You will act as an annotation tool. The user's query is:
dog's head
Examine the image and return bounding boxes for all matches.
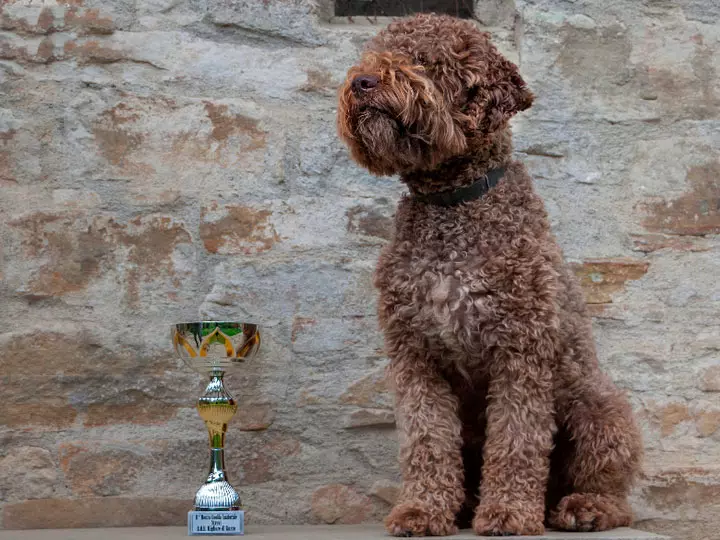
[337,14,533,176]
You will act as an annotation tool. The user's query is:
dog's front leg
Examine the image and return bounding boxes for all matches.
[472,330,556,536]
[384,337,464,537]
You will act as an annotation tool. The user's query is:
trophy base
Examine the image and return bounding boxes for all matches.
[188,510,245,536]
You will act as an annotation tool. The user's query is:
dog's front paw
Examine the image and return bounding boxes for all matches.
[472,503,544,536]
[549,493,632,532]
[385,501,458,537]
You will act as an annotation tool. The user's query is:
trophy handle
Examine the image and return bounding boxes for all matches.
[194,370,241,511]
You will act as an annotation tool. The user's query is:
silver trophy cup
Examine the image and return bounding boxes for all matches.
[171,321,261,535]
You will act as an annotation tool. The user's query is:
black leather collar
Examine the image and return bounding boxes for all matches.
[411,167,506,207]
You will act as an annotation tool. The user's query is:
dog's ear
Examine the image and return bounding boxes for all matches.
[458,38,534,133]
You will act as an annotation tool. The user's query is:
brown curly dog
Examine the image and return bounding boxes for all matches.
[337,13,643,537]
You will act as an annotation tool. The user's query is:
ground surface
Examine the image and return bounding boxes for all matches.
[0,525,669,540]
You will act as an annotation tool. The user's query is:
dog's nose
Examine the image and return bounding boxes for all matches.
[351,75,380,95]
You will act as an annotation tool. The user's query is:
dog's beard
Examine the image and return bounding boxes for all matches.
[355,109,402,171]
[348,105,463,176]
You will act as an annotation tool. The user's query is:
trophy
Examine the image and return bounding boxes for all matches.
[172,321,261,536]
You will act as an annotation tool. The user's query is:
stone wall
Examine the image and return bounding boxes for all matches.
[0,0,718,537]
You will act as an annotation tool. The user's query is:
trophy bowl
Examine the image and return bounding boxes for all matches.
[173,321,261,372]
[171,321,261,535]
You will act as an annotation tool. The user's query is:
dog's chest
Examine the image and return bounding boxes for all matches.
[375,199,526,365]
[377,241,497,359]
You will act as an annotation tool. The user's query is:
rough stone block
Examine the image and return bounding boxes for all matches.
[59,443,141,497]
[473,0,517,29]
[0,329,192,431]
[570,258,650,304]
[369,479,400,505]
[0,447,59,503]
[521,5,720,124]
[343,408,395,429]
[201,256,378,324]
[2,498,190,529]
[311,484,373,524]
[0,5,116,36]
[339,369,392,409]
[5,211,195,308]
[208,0,325,45]
[639,161,720,236]
[201,202,281,255]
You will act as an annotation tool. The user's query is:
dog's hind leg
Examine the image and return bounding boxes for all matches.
[549,371,642,532]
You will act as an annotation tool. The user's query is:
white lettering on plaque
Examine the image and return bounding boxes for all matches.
[188,510,244,535]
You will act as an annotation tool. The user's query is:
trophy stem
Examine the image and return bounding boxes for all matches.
[194,370,241,511]
[208,448,227,482]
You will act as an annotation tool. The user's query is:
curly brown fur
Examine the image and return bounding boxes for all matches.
[337,13,642,537]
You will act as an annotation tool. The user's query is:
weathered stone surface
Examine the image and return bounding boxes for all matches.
[473,0,517,29]
[208,0,325,46]
[6,211,193,305]
[640,161,720,236]
[0,5,116,36]
[522,5,720,124]
[695,408,720,438]
[136,0,206,31]
[84,395,182,427]
[238,433,301,485]
[369,479,400,505]
[236,403,275,431]
[346,203,394,241]
[631,233,711,253]
[638,468,720,526]
[0,329,191,432]
[637,518,716,540]
[2,498,189,529]
[292,317,377,354]
[201,203,281,255]
[344,409,395,429]
[0,404,77,432]
[0,447,59,502]
[700,365,720,392]
[339,370,392,410]
[1,0,719,536]
[200,256,378,324]
[311,485,372,524]
[84,96,271,179]
[654,402,691,438]
[570,259,650,304]
[59,444,141,497]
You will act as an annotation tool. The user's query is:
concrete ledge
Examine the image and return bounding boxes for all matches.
[0,525,669,540]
